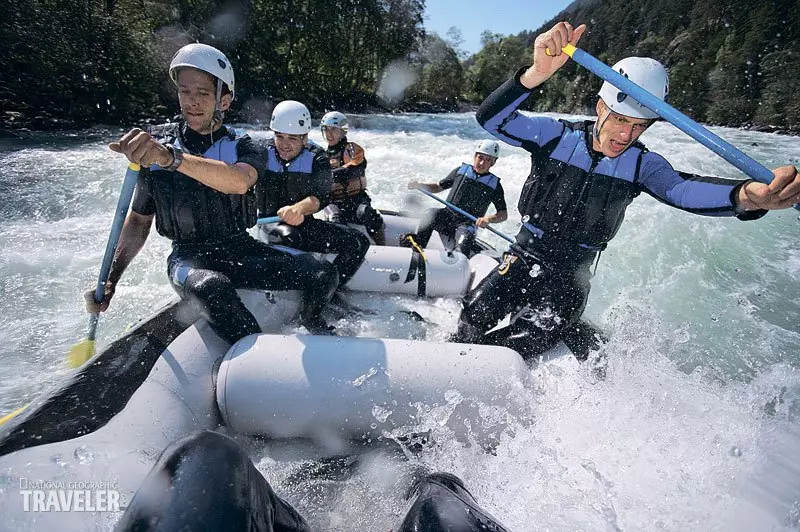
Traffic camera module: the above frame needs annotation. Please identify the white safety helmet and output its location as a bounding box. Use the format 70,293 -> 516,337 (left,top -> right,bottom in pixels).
169,43 -> 235,101
598,57 -> 668,120
270,100 -> 312,135
320,111 -> 349,133
475,139 -> 500,159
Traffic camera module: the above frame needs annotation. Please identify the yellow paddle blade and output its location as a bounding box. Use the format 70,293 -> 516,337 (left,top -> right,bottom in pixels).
68,338 -> 96,369
0,404 -> 28,426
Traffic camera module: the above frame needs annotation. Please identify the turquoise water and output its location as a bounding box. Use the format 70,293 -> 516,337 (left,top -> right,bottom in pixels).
0,114 -> 799,530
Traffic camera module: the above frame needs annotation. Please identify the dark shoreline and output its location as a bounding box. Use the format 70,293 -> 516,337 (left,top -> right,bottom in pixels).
2,106 -> 798,138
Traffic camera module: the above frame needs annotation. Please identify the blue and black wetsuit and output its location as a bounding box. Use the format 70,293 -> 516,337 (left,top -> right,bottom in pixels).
414,163 -> 506,257
451,68 -> 766,357
133,123 -> 338,343
117,430 -> 510,532
257,140 -> 370,287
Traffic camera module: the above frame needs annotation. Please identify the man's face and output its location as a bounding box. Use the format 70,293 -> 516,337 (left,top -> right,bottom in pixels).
322,126 -> 345,145
177,68 -> 229,134
274,132 -> 306,160
593,100 -> 653,157
473,152 -> 496,174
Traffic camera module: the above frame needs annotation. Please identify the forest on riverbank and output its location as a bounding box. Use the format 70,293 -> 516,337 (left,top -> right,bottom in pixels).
2,0 -> 798,132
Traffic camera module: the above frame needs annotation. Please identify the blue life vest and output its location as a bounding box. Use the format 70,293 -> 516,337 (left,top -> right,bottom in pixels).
517,120 -> 644,251
145,124 -> 256,243
257,142 -> 322,217
446,163 -> 501,218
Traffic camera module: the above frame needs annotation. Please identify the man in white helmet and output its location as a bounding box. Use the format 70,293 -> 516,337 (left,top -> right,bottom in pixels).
320,111 -> 386,245
85,44 -> 338,342
450,21 -> 800,359
257,101 -> 370,298
405,140 -> 508,257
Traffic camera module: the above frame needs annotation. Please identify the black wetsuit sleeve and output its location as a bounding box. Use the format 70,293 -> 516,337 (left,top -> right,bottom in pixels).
310,151 -> 333,208
476,67 -> 565,152
438,168 -> 459,189
235,135 -> 266,175
130,168 -> 155,216
492,180 -> 508,212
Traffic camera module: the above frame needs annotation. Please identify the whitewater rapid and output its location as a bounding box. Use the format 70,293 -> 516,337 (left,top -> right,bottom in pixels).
0,112 -> 798,530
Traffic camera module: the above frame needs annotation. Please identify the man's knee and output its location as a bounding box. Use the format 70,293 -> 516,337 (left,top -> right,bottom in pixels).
268,223 -> 304,249
303,255 -> 339,292
355,203 -> 383,226
183,269 -> 234,302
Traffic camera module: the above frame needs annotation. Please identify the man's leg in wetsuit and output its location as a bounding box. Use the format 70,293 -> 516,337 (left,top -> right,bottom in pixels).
396,472 -> 509,532
453,223 -> 478,256
352,195 -> 386,246
168,245 -> 262,345
482,267 -> 591,360
169,237 -> 338,342
294,217 -> 370,287
223,236 -> 339,333
450,252 -> 534,344
413,208 -> 459,248
116,430 -> 310,532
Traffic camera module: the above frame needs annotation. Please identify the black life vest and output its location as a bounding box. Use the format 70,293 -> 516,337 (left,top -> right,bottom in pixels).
146,124 -> 256,243
446,163 -> 501,218
257,142 -> 321,217
517,120 -> 644,251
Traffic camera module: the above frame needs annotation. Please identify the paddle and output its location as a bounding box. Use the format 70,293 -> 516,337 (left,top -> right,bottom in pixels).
554,43 -> 800,211
414,188 -> 515,244
256,216 -> 281,225
67,162 -> 141,368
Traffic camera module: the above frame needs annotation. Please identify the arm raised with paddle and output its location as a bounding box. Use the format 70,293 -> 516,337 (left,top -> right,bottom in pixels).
448,21 -> 799,360
537,22 -> 800,212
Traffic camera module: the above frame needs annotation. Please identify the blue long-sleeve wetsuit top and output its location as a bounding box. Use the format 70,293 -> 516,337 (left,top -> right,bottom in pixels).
477,68 -> 766,260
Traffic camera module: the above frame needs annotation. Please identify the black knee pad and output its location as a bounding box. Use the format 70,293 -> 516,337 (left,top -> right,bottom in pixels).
268,223 -> 304,249
356,203 -> 382,226
184,269 -> 233,301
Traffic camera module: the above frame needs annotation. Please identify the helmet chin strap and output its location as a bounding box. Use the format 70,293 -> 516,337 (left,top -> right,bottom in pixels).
213,78 -> 224,124
593,106 -> 611,141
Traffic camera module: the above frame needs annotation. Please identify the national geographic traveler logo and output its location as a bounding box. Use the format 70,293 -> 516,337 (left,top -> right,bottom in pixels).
19,478 -> 120,512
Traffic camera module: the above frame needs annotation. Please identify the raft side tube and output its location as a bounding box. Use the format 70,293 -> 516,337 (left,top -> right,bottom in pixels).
216,334 -> 533,442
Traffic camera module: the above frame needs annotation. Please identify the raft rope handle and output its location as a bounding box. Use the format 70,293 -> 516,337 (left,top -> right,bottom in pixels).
405,234 -> 426,262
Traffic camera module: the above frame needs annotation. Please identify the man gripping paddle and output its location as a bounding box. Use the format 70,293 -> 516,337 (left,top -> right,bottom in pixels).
450,21 -> 800,359
84,44 -> 338,346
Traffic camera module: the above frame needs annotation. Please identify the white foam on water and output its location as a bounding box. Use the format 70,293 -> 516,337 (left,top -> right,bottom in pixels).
1,114 -> 799,530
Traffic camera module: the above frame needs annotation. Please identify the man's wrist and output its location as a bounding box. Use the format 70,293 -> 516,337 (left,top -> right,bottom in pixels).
163,145 -> 184,172
735,181 -> 755,213
519,67 -> 550,90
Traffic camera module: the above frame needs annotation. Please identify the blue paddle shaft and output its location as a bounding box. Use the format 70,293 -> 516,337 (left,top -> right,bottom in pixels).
570,47 -> 800,212
88,163 -> 140,341
569,47 -> 775,184
256,216 -> 281,225
416,188 -> 515,244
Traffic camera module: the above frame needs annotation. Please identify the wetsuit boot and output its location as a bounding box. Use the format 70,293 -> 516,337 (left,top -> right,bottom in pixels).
117,430 -> 310,532
396,472 -> 509,532
447,318 -> 486,344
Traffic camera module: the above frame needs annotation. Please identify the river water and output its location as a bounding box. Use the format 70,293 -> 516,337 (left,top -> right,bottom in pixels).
1,113 -> 799,530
